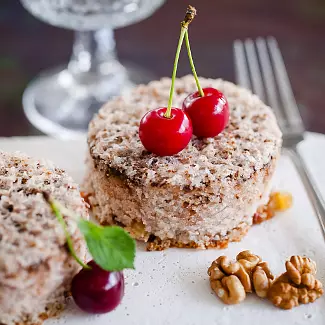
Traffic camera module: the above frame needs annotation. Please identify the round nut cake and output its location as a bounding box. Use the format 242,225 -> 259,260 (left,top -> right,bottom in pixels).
0,151 -> 88,325
86,75 -> 282,250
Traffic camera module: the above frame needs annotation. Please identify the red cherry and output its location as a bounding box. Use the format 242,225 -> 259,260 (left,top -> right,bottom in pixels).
71,260 -> 124,314
183,87 -> 229,138
139,107 -> 193,156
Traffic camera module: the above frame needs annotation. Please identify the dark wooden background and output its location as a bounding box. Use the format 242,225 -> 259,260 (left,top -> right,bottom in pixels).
1,0 -> 325,136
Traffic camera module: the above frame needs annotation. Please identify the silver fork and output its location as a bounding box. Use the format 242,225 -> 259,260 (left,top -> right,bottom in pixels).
233,37 -> 325,237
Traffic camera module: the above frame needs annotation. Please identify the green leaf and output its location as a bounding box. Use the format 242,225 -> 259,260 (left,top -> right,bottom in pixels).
43,194 -> 90,270
78,219 -> 136,271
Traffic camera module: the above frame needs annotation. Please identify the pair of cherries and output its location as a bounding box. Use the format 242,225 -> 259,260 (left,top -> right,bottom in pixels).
139,6 -> 229,157
139,87 -> 229,156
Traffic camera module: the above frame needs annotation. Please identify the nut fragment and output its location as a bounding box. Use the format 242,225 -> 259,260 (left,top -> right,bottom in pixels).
253,262 -> 274,298
298,279 -> 323,304
208,259 -> 226,281
256,261 -> 275,281
268,274 -> 299,310
300,273 -> 320,289
208,251 -> 273,303
211,275 -> 246,305
285,256 -> 317,285
268,256 -> 323,309
217,256 -> 241,275
208,255 -> 249,304
236,250 -> 261,271
235,264 -> 252,293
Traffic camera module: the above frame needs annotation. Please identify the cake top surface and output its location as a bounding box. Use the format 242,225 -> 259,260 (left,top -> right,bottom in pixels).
88,76 -> 282,188
0,151 -> 88,275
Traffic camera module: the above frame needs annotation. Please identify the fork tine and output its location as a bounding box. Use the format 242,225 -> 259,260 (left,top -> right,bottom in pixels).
267,37 -> 305,131
243,39 -> 265,101
255,37 -> 286,128
234,40 -> 251,89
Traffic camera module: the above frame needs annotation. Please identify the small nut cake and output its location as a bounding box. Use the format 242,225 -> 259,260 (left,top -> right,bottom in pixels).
0,152 -> 88,325
86,76 -> 282,250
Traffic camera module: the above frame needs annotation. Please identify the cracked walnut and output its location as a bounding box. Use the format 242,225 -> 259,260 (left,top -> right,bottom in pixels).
268,256 -> 323,310
208,251 -> 274,304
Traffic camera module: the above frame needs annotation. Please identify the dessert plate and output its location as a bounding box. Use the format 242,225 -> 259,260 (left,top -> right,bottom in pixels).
1,132 -> 325,325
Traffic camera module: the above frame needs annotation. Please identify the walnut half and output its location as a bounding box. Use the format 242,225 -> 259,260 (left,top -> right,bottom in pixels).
208,256 -> 249,304
208,251 -> 274,304
268,256 -> 324,310
285,256 -> 317,286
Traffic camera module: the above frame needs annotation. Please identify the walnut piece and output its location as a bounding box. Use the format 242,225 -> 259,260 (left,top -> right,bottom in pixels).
298,279 -> 323,304
215,256 -> 241,275
268,274 -> 300,310
236,250 -> 261,271
208,251 -> 274,304
253,262 -> 275,298
268,256 -> 324,310
285,256 -> 317,286
208,256 -> 249,304
211,275 -> 246,305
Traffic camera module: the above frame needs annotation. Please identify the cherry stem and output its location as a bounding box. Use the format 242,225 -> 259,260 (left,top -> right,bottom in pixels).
43,192 -> 90,270
165,28 -> 186,118
185,30 -> 204,97
165,5 -> 197,119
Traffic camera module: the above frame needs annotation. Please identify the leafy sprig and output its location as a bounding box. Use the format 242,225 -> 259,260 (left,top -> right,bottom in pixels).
43,192 -> 136,271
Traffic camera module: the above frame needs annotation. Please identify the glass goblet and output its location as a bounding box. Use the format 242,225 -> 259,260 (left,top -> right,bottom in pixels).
20,0 -> 166,138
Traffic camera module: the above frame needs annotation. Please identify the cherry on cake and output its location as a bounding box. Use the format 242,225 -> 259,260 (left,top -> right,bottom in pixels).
0,151 -> 88,325
85,75 -> 282,251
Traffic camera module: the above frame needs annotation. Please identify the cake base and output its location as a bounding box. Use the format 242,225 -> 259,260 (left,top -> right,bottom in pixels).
83,150 -> 278,251
82,186 -> 275,251
145,221 -> 251,251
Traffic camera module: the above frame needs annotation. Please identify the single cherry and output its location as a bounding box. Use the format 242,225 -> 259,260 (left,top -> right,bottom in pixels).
139,6 -> 197,156
181,13 -> 229,138
71,260 -> 124,314
139,107 -> 192,156
183,87 -> 229,138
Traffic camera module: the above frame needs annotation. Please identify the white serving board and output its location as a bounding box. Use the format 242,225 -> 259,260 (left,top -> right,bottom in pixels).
1,133 -> 325,325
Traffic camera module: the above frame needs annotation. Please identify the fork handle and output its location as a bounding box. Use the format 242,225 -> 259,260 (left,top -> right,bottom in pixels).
287,147 -> 325,238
